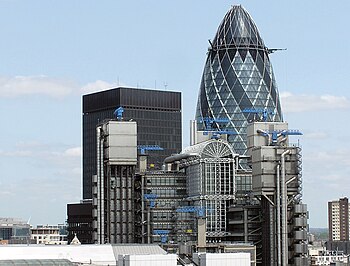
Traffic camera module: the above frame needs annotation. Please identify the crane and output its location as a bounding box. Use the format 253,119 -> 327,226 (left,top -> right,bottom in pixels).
257,129 -> 303,146
144,193 -> 158,208
176,206 -> 206,217
153,230 -> 170,244
137,145 -> 164,155
197,117 -> 237,138
242,108 -> 274,122
113,106 -> 124,121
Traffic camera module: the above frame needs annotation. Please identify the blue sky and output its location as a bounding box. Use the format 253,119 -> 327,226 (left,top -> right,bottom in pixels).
0,1 -> 349,228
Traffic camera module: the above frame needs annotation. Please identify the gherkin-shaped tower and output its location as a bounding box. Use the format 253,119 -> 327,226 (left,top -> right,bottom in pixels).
196,5 -> 283,155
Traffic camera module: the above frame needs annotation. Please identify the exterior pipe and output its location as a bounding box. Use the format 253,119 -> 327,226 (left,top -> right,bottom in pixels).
163,153 -> 198,164
276,164 -> 281,266
190,120 -> 197,146
281,149 -> 290,266
141,175 -> 145,243
100,135 -> 105,244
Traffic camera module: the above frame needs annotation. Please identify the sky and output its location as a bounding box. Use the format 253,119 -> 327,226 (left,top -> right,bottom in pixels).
0,1 -> 349,228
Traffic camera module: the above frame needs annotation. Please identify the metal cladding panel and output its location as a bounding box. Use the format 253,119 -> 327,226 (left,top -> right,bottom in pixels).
251,146 -> 276,163
111,244 -> 167,258
123,254 -> 177,266
103,121 -> 137,163
106,136 -> 137,147
247,122 -> 289,155
294,230 -> 307,240
294,243 -> 308,254
105,147 -> 137,163
294,204 -> 308,214
200,253 -> 250,266
105,121 -> 137,136
294,217 -> 308,227
252,174 -> 276,192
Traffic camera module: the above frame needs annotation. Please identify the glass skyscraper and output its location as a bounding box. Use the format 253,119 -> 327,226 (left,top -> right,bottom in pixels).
196,5 -> 283,155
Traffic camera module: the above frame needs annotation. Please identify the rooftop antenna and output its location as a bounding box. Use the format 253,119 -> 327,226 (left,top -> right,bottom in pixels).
164,82 -> 168,90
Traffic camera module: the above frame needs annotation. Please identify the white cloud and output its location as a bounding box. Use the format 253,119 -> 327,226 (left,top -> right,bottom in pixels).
80,80 -> 117,94
0,75 -> 128,98
0,143 -> 82,163
64,147 -> 81,157
0,76 -> 76,98
280,91 -> 350,113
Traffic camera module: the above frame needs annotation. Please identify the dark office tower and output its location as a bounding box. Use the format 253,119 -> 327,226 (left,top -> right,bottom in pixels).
196,5 -> 283,155
83,87 -> 182,199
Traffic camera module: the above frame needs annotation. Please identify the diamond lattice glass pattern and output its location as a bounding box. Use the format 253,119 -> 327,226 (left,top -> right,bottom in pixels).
196,5 -> 283,155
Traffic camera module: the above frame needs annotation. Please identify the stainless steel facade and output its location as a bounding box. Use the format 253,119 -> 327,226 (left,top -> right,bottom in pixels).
247,121 -> 308,266
166,139 -> 237,241
195,5 -> 283,155
134,171 -> 188,245
93,120 -> 137,244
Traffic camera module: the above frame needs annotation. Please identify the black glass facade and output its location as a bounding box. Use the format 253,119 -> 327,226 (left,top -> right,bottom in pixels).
196,5 -> 283,155
67,201 -> 93,244
83,87 -> 182,199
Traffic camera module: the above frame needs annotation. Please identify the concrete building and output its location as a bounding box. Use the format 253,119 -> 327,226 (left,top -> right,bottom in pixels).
31,225 -> 67,245
328,197 -> 349,241
83,87 -> 182,199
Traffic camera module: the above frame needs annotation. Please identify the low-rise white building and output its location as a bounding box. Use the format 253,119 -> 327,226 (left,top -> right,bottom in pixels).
31,225 -> 67,245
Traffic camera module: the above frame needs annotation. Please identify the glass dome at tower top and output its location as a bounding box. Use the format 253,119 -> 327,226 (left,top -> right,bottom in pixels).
212,5 -> 265,50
